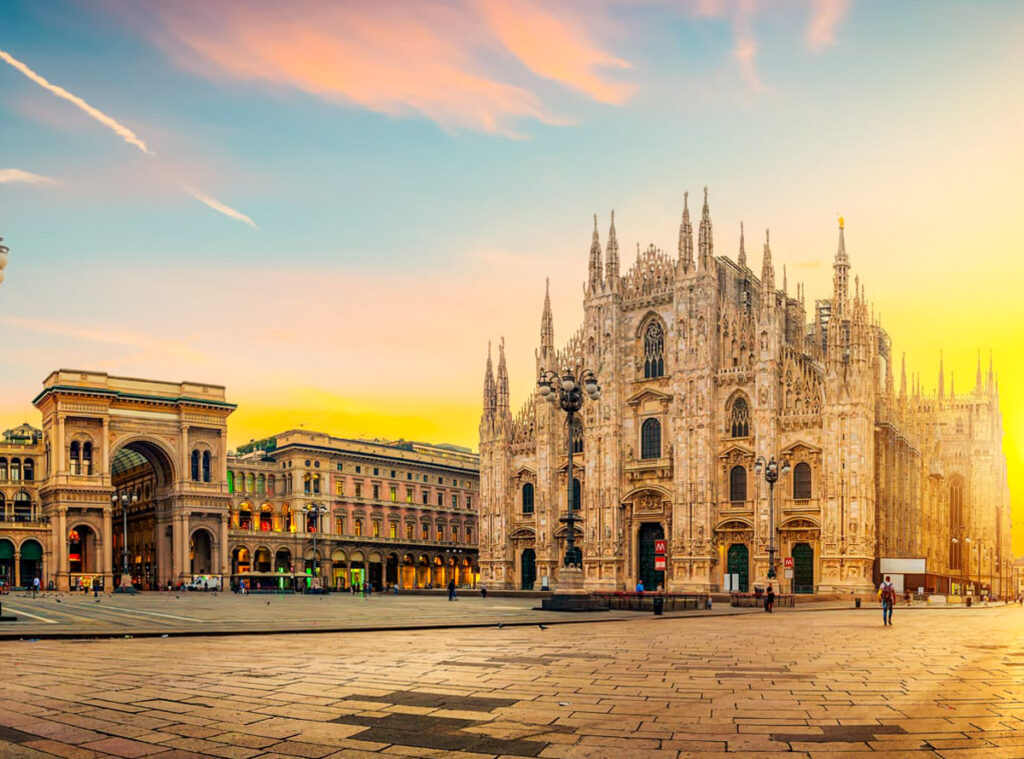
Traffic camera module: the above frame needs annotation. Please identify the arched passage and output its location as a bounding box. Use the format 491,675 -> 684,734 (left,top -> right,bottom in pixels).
110,439 -> 177,590
0,538 -> 14,586
190,529 -> 214,575
19,539 -> 43,588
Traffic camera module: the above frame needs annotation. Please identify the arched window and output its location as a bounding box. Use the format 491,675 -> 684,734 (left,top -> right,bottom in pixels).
10,458 -> 20,482
0,457 -> 6,480
570,417 -> 583,454
246,473 -> 254,492
729,466 -> 747,503
202,451 -> 211,483
304,475 -> 311,494
571,478 -> 581,511
641,418 -> 661,459
522,483 -> 535,515
69,442 -> 80,475
82,443 -> 92,475
312,474 -> 321,494
267,475 -> 275,495
13,492 -> 31,522
239,502 -> 253,530
227,471 -> 235,494
354,518 -> 363,537
643,321 -> 665,378
258,474 -> 265,494
730,396 -> 750,437
793,462 -> 812,500
191,450 -> 201,481
23,458 -> 34,482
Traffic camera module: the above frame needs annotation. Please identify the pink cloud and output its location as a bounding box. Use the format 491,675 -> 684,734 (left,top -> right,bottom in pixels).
121,0 -> 633,137
806,0 -> 851,51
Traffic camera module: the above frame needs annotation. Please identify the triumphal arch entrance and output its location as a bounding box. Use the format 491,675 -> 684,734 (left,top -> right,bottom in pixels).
33,370 -> 235,591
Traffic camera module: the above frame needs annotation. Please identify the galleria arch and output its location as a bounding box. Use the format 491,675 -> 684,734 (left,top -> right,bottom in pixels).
34,370 -> 234,591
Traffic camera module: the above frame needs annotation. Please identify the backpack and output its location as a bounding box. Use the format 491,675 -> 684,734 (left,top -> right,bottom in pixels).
880,582 -> 896,603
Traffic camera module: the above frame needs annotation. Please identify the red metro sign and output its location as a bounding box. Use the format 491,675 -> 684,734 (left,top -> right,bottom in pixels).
654,539 -> 666,555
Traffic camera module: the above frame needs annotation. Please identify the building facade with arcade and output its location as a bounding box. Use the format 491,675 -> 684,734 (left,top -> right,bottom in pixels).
0,372 -> 480,592
478,192 -> 1012,597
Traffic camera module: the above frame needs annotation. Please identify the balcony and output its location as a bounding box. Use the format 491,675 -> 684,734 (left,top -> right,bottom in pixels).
625,456 -> 672,483
0,513 -> 47,527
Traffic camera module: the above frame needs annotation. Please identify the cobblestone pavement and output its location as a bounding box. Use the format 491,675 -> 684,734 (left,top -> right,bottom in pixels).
0,592 -> 831,639
1,605 -> 1023,758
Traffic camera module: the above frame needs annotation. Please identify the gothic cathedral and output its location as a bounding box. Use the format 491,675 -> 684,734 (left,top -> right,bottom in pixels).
478,190 -> 1011,596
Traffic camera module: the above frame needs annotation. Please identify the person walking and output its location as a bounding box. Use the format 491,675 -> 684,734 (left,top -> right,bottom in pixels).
480,584 -> 488,600
32,576 -> 40,597
764,583 -> 775,613
879,575 -> 896,626
447,577 -> 457,601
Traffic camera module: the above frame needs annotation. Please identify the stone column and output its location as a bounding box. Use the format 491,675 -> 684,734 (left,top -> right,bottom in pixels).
101,418 -> 110,478
102,506 -> 113,592
220,513 -> 230,583
56,414 -> 66,477
179,424 -> 190,484
13,549 -> 20,588
57,507 -> 68,590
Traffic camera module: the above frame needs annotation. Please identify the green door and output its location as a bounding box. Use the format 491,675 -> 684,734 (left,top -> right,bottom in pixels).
792,543 -> 814,593
521,549 -> 536,590
727,544 -> 749,592
638,523 -> 665,590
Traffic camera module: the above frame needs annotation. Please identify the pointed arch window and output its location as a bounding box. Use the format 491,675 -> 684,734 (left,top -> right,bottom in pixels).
202,451 -> 211,483
571,478 -> 581,511
522,483 -> 535,515
190,450 -> 201,481
730,396 -> 750,437
729,466 -> 747,503
570,417 -> 584,454
643,321 -> 665,379
641,418 -> 661,459
793,462 -> 812,500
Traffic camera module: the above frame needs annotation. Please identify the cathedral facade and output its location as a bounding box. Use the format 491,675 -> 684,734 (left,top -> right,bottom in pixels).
478,191 -> 1012,597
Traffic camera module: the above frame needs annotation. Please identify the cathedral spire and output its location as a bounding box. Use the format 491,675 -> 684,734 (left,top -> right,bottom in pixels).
605,209 -> 619,284
833,216 -> 850,317
540,277 -> 554,351
678,191 -> 693,271
698,186 -> 713,270
782,263 -> 787,294
483,341 -> 496,418
761,227 -> 775,303
738,221 -> 747,268
497,336 -> 510,415
899,352 -> 907,400
588,214 -> 602,292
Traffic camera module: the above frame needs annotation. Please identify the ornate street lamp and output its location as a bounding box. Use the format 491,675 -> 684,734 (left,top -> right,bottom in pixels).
304,503 -> 328,590
111,489 -> 139,591
754,455 -> 790,582
537,367 -> 600,571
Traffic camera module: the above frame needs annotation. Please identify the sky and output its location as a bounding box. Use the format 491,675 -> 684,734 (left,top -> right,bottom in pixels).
2,1 -> 1023,549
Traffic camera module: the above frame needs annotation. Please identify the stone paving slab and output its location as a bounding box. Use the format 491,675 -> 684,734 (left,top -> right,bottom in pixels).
2,606 -> 1024,757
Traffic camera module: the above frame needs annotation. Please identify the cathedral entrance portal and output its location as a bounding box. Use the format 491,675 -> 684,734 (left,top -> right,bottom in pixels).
792,542 -> 814,593
521,548 -> 536,590
727,544 -> 749,592
638,522 -> 665,590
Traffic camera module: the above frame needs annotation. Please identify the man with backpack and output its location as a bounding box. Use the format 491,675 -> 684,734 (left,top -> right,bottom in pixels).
879,575 -> 896,626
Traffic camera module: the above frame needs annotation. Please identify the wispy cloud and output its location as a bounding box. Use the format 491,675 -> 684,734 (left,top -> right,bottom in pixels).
807,0 -> 851,51
123,0 -> 632,137
0,46 -> 153,155
0,168 -> 60,185
0,315 -> 205,363
188,188 -> 259,229
1,46 -> 259,229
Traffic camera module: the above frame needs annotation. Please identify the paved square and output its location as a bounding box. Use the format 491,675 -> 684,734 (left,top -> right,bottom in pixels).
2,606 -> 1023,757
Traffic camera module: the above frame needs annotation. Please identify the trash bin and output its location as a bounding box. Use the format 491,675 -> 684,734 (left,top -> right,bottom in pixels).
966,596 -> 972,607
855,597 -> 861,609
653,596 -> 664,616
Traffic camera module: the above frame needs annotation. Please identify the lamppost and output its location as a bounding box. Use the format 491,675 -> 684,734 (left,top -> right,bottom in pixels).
536,366 -> 605,610
111,489 -> 139,590
951,535 -> 969,595
537,367 -> 601,573
304,503 -> 328,590
754,455 -> 790,583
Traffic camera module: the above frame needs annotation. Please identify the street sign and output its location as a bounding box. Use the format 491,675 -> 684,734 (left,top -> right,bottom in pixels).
784,569 -> 794,579
784,557 -> 794,569
654,556 -> 666,571
654,539 -> 666,555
